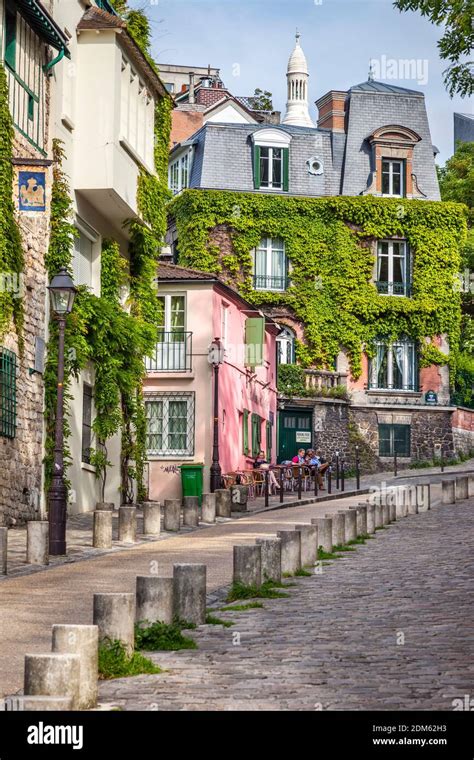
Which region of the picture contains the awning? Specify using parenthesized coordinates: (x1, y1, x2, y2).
(16, 0, 71, 58)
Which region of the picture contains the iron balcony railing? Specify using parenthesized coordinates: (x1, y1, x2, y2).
(253, 274, 289, 292)
(367, 381, 419, 392)
(145, 331, 193, 372)
(376, 280, 412, 297)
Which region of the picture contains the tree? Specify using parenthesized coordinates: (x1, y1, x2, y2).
(253, 88, 273, 111)
(394, 0, 474, 97)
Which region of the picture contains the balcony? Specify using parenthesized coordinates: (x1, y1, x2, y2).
(145, 332, 193, 372)
(253, 275, 289, 292)
(305, 369, 348, 392)
(375, 281, 412, 297)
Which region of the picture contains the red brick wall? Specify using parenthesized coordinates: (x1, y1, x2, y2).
(170, 110, 204, 147)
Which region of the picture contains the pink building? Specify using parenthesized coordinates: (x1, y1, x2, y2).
(144, 264, 279, 501)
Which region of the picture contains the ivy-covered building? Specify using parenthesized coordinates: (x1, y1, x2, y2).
(164, 33, 472, 469)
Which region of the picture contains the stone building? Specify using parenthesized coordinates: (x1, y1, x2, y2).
(0, 0, 69, 525)
(164, 33, 473, 470)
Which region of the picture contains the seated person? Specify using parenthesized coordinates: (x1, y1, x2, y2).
(307, 449, 329, 489)
(253, 449, 280, 490)
(292, 448, 306, 464)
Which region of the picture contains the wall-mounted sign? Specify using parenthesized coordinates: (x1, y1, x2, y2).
(19, 171, 46, 211)
(425, 390, 438, 405)
(296, 431, 311, 443)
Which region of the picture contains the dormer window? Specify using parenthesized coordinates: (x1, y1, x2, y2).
(366, 125, 422, 199)
(252, 128, 291, 192)
(260, 147, 283, 189)
(382, 159, 404, 197)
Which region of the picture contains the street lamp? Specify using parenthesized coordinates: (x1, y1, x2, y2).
(208, 337, 225, 493)
(47, 268, 76, 556)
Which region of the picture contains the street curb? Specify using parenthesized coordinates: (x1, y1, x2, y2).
(232, 488, 372, 517)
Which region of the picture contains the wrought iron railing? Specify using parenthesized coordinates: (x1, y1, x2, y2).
(145, 332, 193, 372)
(375, 280, 412, 297)
(253, 274, 289, 292)
(367, 381, 419, 392)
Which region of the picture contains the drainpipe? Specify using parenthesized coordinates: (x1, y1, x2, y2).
(43, 47, 66, 75)
(188, 72, 195, 104)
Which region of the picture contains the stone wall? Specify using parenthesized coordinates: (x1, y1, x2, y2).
(452, 407, 474, 456)
(410, 410, 454, 460)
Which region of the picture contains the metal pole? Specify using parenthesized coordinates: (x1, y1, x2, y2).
(279, 466, 284, 504)
(298, 467, 302, 500)
(355, 445, 360, 490)
(441, 448, 444, 473)
(394, 450, 398, 477)
(336, 453, 340, 490)
(341, 459, 345, 492)
(314, 465, 318, 497)
(327, 466, 332, 494)
(48, 317, 68, 556)
(210, 363, 222, 492)
(264, 470, 269, 508)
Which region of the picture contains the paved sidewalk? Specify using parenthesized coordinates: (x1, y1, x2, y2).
(98, 496, 474, 711)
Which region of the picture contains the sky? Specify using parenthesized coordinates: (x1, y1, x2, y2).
(137, 0, 472, 165)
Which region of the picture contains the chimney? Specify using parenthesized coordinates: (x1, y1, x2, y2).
(315, 90, 348, 132)
(188, 71, 195, 104)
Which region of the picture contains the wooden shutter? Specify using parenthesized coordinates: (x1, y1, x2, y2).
(245, 317, 265, 368)
(253, 145, 261, 189)
(242, 409, 249, 455)
(282, 148, 289, 192)
(251, 413, 260, 457)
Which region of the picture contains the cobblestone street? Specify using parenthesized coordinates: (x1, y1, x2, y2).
(99, 498, 474, 711)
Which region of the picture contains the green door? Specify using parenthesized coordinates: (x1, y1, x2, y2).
(278, 410, 313, 463)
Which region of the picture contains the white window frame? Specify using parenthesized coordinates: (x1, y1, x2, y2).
(72, 217, 99, 292)
(145, 393, 195, 457)
(157, 293, 186, 332)
(369, 338, 417, 391)
(119, 56, 155, 171)
(169, 150, 191, 195)
(253, 237, 287, 292)
(276, 326, 296, 365)
(260, 146, 283, 189)
(220, 301, 229, 347)
(381, 159, 404, 197)
(376, 240, 409, 296)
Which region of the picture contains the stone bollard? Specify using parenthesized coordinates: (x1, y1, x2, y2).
(0, 527, 7, 575)
(277, 530, 301, 575)
(256, 537, 281, 584)
(339, 510, 357, 543)
(468, 475, 474, 498)
(374, 503, 383, 528)
(406, 486, 418, 515)
(173, 564, 206, 625)
(95, 502, 114, 511)
(24, 653, 81, 710)
(183, 496, 200, 527)
(352, 504, 368, 536)
(456, 476, 469, 500)
(27, 521, 49, 565)
(366, 503, 376, 534)
(51, 624, 99, 710)
(295, 524, 318, 566)
(93, 510, 112, 549)
(416, 484, 430, 513)
(163, 499, 181, 532)
(311, 518, 333, 553)
(118, 506, 136, 543)
(328, 513, 345, 546)
(382, 502, 390, 525)
(3, 695, 73, 711)
(215, 489, 231, 518)
(93, 593, 135, 656)
(396, 487, 407, 519)
(136, 576, 174, 625)
(233, 545, 261, 588)
(442, 479, 456, 505)
(201, 493, 216, 524)
(142, 502, 161, 536)
(230, 484, 249, 512)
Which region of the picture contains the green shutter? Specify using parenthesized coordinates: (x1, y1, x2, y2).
(242, 409, 249, 455)
(0, 348, 17, 439)
(5, 6, 16, 71)
(253, 145, 261, 189)
(251, 413, 260, 457)
(282, 148, 289, 192)
(245, 317, 265, 367)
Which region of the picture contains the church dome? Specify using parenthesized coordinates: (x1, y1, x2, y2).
(287, 33, 309, 75)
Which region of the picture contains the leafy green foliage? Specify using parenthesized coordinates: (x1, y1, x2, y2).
(219, 602, 264, 611)
(135, 620, 198, 650)
(253, 88, 273, 111)
(226, 580, 290, 601)
(393, 0, 474, 97)
(205, 613, 235, 627)
(98, 638, 161, 679)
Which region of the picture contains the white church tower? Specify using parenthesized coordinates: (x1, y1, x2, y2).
(282, 31, 315, 128)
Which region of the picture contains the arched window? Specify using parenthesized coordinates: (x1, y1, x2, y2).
(276, 326, 296, 365)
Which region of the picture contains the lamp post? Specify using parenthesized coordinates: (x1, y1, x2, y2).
(208, 338, 225, 493)
(47, 268, 76, 556)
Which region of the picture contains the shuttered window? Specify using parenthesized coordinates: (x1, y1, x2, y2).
(0, 348, 17, 439)
(251, 413, 262, 457)
(242, 409, 249, 455)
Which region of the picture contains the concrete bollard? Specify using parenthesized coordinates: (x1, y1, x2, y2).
(256, 537, 281, 584)
(406, 486, 418, 514)
(136, 576, 174, 625)
(142, 502, 161, 536)
(93, 593, 135, 656)
(93, 510, 112, 549)
(233, 545, 261, 588)
(456, 476, 469, 500)
(442, 479, 456, 505)
(0, 527, 7, 575)
(468, 475, 474, 498)
(163, 499, 181, 532)
(328, 513, 345, 546)
(352, 504, 368, 536)
(416, 484, 431, 512)
(201, 493, 216, 523)
(295, 524, 318, 566)
(396, 487, 407, 519)
(277, 530, 301, 575)
(118, 506, 136, 543)
(173, 564, 206, 625)
(51, 624, 99, 710)
(374, 503, 383, 528)
(366, 503, 376, 534)
(311, 518, 333, 553)
(3, 695, 72, 711)
(183, 496, 200, 527)
(339, 510, 357, 543)
(27, 521, 49, 565)
(24, 653, 80, 710)
(215, 489, 231, 518)
(382, 502, 390, 525)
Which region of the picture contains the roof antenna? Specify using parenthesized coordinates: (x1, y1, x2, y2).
(368, 60, 375, 82)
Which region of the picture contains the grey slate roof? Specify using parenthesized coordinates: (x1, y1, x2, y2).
(180, 79, 440, 200)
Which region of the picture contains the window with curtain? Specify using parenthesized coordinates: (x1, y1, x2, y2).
(145, 393, 195, 456)
(376, 240, 410, 296)
(253, 237, 287, 292)
(369, 338, 417, 391)
(81, 383, 93, 463)
(276, 326, 296, 364)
